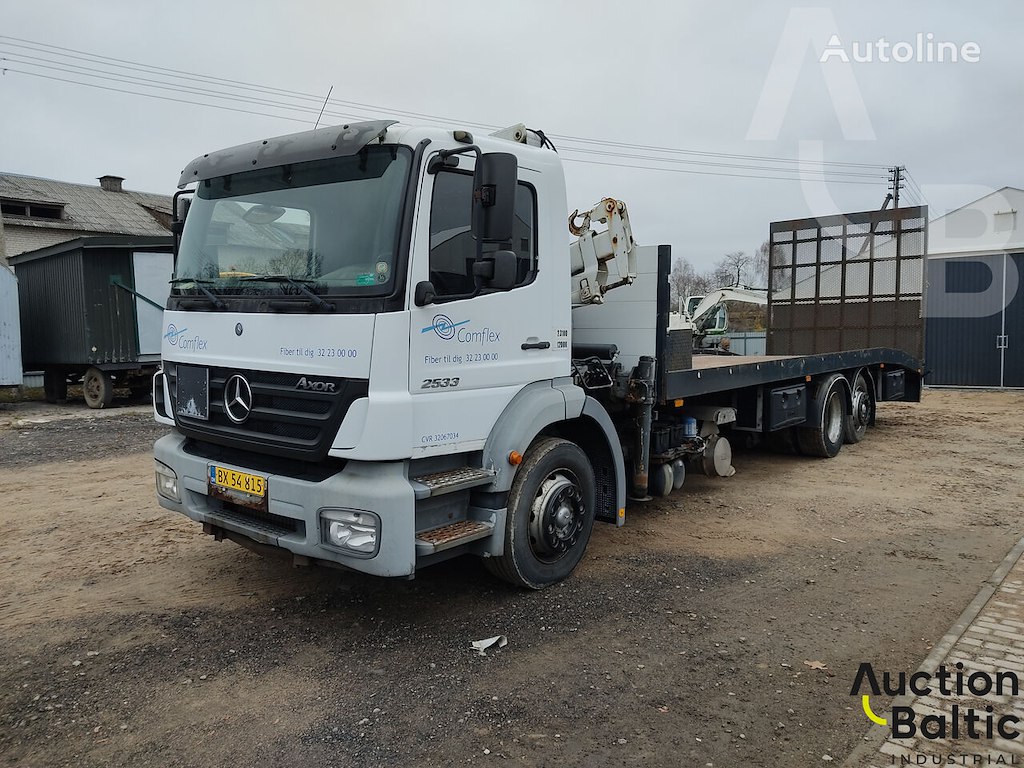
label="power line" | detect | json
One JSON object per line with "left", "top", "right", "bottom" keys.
{"left": 560, "top": 145, "right": 887, "bottom": 179}
{"left": 555, "top": 132, "right": 890, "bottom": 170}
{"left": 561, "top": 156, "right": 886, "bottom": 185}
{"left": 0, "top": 34, "right": 327, "bottom": 100}
{"left": 0, "top": 36, "right": 892, "bottom": 189}
{"left": 0, "top": 54, "right": 327, "bottom": 116}
{"left": 0, "top": 68, "right": 340, "bottom": 125}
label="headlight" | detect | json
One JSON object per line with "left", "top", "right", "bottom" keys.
{"left": 320, "top": 509, "right": 379, "bottom": 557}
{"left": 154, "top": 460, "right": 180, "bottom": 502}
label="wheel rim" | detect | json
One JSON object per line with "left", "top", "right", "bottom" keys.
{"left": 84, "top": 371, "right": 102, "bottom": 403}
{"left": 528, "top": 470, "right": 586, "bottom": 563}
{"left": 852, "top": 375, "right": 873, "bottom": 430}
{"left": 825, "top": 391, "right": 844, "bottom": 444}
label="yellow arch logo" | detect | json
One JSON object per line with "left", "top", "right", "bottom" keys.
{"left": 862, "top": 695, "right": 888, "bottom": 726}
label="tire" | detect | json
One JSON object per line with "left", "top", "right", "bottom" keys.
{"left": 83, "top": 367, "right": 114, "bottom": 409}
{"left": 649, "top": 463, "right": 674, "bottom": 498}
{"left": 484, "top": 437, "right": 597, "bottom": 589}
{"left": 671, "top": 459, "right": 686, "bottom": 490}
{"left": 43, "top": 369, "right": 68, "bottom": 404}
{"left": 796, "top": 374, "right": 847, "bottom": 458}
{"left": 843, "top": 370, "right": 874, "bottom": 444}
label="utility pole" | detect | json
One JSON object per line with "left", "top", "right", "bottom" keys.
{"left": 888, "top": 166, "right": 905, "bottom": 208}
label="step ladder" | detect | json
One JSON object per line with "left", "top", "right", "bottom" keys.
{"left": 415, "top": 519, "right": 494, "bottom": 555}
{"left": 410, "top": 467, "right": 496, "bottom": 500}
{"left": 410, "top": 466, "right": 498, "bottom": 555}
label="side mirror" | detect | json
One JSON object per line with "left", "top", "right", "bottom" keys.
{"left": 414, "top": 280, "right": 436, "bottom": 306}
{"left": 176, "top": 195, "right": 191, "bottom": 222}
{"left": 482, "top": 250, "right": 518, "bottom": 290}
{"left": 473, "top": 152, "right": 517, "bottom": 243}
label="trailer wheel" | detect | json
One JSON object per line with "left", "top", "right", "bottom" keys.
{"left": 83, "top": 367, "right": 114, "bottom": 409}
{"left": 843, "top": 371, "right": 874, "bottom": 444}
{"left": 796, "top": 374, "right": 846, "bottom": 458}
{"left": 484, "top": 437, "right": 596, "bottom": 589}
{"left": 43, "top": 370, "right": 68, "bottom": 404}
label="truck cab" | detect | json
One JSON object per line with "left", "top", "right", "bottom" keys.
{"left": 154, "top": 120, "right": 625, "bottom": 588}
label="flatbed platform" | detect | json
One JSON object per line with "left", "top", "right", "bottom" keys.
{"left": 664, "top": 348, "right": 923, "bottom": 400}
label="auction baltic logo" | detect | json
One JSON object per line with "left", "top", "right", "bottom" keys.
{"left": 820, "top": 33, "right": 981, "bottom": 64}
{"left": 852, "top": 661, "right": 1022, "bottom": 764}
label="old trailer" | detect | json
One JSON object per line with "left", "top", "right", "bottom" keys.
{"left": 10, "top": 236, "right": 173, "bottom": 407}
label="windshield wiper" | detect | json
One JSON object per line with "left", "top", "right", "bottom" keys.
{"left": 169, "top": 278, "right": 227, "bottom": 310}
{"left": 240, "top": 275, "right": 336, "bottom": 312}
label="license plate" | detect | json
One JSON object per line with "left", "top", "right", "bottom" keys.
{"left": 209, "top": 465, "right": 266, "bottom": 498}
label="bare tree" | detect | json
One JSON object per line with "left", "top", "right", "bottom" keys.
{"left": 719, "top": 251, "right": 750, "bottom": 287}
{"left": 690, "top": 270, "right": 717, "bottom": 296}
{"left": 670, "top": 257, "right": 725, "bottom": 310}
{"left": 753, "top": 240, "right": 770, "bottom": 286}
{"left": 668, "top": 257, "right": 695, "bottom": 311}
{"left": 752, "top": 239, "right": 794, "bottom": 292}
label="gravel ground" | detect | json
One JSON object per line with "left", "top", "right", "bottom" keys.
{"left": 1, "top": 390, "right": 1023, "bottom": 767}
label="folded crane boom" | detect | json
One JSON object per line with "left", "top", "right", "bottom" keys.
{"left": 568, "top": 197, "right": 637, "bottom": 306}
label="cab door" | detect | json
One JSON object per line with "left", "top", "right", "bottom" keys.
{"left": 407, "top": 149, "right": 566, "bottom": 453}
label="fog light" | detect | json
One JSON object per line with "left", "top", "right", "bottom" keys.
{"left": 321, "top": 509, "right": 379, "bottom": 557}
{"left": 154, "top": 460, "right": 180, "bottom": 502}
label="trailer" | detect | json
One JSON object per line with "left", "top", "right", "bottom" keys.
{"left": 10, "top": 236, "right": 173, "bottom": 408}
{"left": 151, "top": 120, "right": 922, "bottom": 589}
{"left": 0, "top": 264, "right": 22, "bottom": 387}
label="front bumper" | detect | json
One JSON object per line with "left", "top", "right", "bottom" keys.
{"left": 154, "top": 433, "right": 417, "bottom": 577}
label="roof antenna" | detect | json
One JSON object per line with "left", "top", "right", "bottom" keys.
{"left": 313, "top": 85, "right": 334, "bottom": 129}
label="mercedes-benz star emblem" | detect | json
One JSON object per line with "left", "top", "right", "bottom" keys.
{"left": 223, "top": 374, "right": 253, "bottom": 424}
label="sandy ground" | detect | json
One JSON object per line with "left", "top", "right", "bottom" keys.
{"left": 0, "top": 390, "right": 1023, "bottom": 767}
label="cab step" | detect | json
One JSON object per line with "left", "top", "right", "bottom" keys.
{"left": 415, "top": 520, "right": 494, "bottom": 555}
{"left": 410, "top": 467, "right": 496, "bottom": 499}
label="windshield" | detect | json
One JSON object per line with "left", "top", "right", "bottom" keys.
{"left": 174, "top": 145, "right": 411, "bottom": 297}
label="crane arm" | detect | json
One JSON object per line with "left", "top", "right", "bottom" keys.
{"left": 568, "top": 197, "right": 637, "bottom": 306}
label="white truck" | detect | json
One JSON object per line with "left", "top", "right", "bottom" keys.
{"left": 153, "top": 119, "right": 921, "bottom": 588}
{"left": 672, "top": 286, "right": 769, "bottom": 351}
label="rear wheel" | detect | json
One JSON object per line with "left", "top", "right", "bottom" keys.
{"left": 843, "top": 371, "right": 874, "bottom": 444}
{"left": 796, "top": 374, "right": 847, "bottom": 458}
{"left": 484, "top": 437, "right": 596, "bottom": 589}
{"left": 83, "top": 367, "right": 114, "bottom": 409}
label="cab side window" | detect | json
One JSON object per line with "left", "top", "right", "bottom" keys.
{"left": 428, "top": 170, "right": 536, "bottom": 297}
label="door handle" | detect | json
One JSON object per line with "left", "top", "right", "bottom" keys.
{"left": 522, "top": 341, "right": 551, "bottom": 350}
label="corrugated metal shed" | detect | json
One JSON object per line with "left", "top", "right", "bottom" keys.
{"left": 10, "top": 236, "right": 172, "bottom": 370}
{"left": 0, "top": 264, "right": 21, "bottom": 385}
{"left": 923, "top": 187, "right": 1024, "bottom": 387}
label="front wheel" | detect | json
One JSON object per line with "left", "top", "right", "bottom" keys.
{"left": 484, "top": 437, "right": 596, "bottom": 589}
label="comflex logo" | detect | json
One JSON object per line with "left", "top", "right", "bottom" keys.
{"left": 852, "top": 662, "right": 1022, "bottom": 742}
{"left": 163, "top": 323, "right": 208, "bottom": 352}
{"left": 421, "top": 315, "right": 501, "bottom": 346}
{"left": 421, "top": 314, "right": 469, "bottom": 340}
{"left": 163, "top": 324, "right": 187, "bottom": 346}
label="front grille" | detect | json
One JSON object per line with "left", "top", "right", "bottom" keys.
{"left": 168, "top": 365, "right": 368, "bottom": 462}
{"left": 211, "top": 498, "right": 306, "bottom": 538}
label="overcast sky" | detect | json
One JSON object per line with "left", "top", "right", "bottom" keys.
{"left": 2, "top": 1, "right": 1021, "bottom": 274}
